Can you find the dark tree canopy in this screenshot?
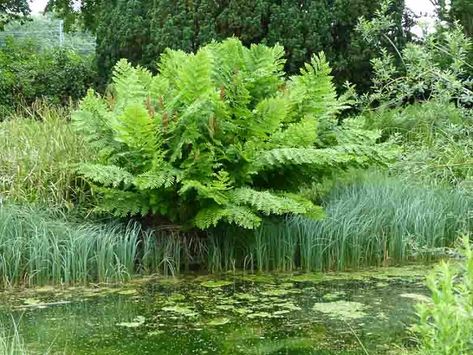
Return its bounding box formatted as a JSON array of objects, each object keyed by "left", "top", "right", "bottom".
[
  {"left": 450, "top": 0, "right": 473, "bottom": 37},
  {"left": 0, "top": 0, "right": 30, "bottom": 29},
  {"left": 47, "top": 0, "right": 408, "bottom": 91}
]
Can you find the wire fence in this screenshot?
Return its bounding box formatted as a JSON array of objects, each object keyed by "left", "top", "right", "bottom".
[{"left": 0, "top": 18, "right": 96, "bottom": 56}]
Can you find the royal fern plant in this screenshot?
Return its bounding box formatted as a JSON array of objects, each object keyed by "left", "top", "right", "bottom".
[{"left": 73, "top": 38, "right": 393, "bottom": 229}]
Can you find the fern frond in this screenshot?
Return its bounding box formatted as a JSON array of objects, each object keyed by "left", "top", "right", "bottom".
[
  {"left": 94, "top": 187, "right": 150, "bottom": 217},
  {"left": 134, "top": 164, "right": 181, "bottom": 189},
  {"left": 78, "top": 163, "right": 134, "bottom": 188},
  {"left": 232, "top": 188, "right": 308, "bottom": 215},
  {"left": 277, "top": 192, "right": 325, "bottom": 220},
  {"left": 288, "top": 52, "right": 341, "bottom": 120},
  {"left": 179, "top": 173, "right": 232, "bottom": 205},
  {"left": 72, "top": 89, "right": 116, "bottom": 154},
  {"left": 253, "top": 147, "right": 354, "bottom": 170},
  {"left": 176, "top": 49, "right": 214, "bottom": 104},
  {"left": 110, "top": 103, "right": 158, "bottom": 157},
  {"left": 270, "top": 116, "right": 318, "bottom": 147},
  {"left": 194, "top": 205, "right": 262, "bottom": 229},
  {"left": 251, "top": 97, "right": 289, "bottom": 137},
  {"left": 112, "top": 59, "right": 148, "bottom": 110}
]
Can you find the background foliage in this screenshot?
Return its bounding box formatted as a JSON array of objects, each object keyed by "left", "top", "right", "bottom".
[
  {"left": 0, "top": 36, "right": 97, "bottom": 115},
  {"left": 46, "top": 0, "right": 409, "bottom": 91},
  {"left": 0, "top": 0, "right": 29, "bottom": 29},
  {"left": 0, "top": 103, "right": 94, "bottom": 210}
]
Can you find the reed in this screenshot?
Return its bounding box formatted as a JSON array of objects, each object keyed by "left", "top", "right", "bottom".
[
  {"left": 0, "top": 318, "right": 28, "bottom": 355},
  {"left": 207, "top": 174, "right": 472, "bottom": 272},
  {"left": 0, "top": 102, "right": 93, "bottom": 212},
  {"left": 0, "top": 204, "right": 140, "bottom": 287}
]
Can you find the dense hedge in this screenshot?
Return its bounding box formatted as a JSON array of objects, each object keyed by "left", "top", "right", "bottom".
[
  {"left": 0, "top": 37, "right": 97, "bottom": 115},
  {"left": 90, "top": 0, "right": 407, "bottom": 90}
]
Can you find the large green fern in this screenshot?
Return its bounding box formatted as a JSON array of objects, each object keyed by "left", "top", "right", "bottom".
[{"left": 73, "top": 38, "right": 392, "bottom": 229}]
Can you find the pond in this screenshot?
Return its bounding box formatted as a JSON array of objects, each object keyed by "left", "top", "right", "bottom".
[{"left": 0, "top": 265, "right": 432, "bottom": 354}]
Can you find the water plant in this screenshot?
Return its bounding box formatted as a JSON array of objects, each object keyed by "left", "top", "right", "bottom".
[
  {"left": 207, "top": 173, "right": 471, "bottom": 272},
  {"left": 0, "top": 318, "right": 28, "bottom": 355},
  {"left": 0, "top": 204, "right": 140, "bottom": 287},
  {"left": 413, "top": 235, "right": 473, "bottom": 354}
]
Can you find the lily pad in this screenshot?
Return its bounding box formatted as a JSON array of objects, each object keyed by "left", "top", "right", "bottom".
[
  {"left": 322, "top": 291, "right": 346, "bottom": 301},
  {"left": 400, "top": 293, "right": 431, "bottom": 303},
  {"left": 247, "top": 312, "right": 273, "bottom": 319},
  {"left": 168, "top": 293, "right": 186, "bottom": 302},
  {"left": 23, "top": 298, "right": 41, "bottom": 305},
  {"left": 117, "top": 289, "right": 138, "bottom": 296},
  {"left": 261, "top": 288, "right": 290, "bottom": 297}
]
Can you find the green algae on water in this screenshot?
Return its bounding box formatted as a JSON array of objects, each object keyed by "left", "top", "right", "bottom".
[
  {"left": 200, "top": 280, "right": 233, "bottom": 288},
  {"left": 312, "top": 301, "right": 368, "bottom": 320}
]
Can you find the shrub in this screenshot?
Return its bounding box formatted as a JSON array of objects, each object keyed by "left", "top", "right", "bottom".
[
  {"left": 73, "top": 38, "right": 394, "bottom": 230},
  {"left": 364, "top": 100, "right": 473, "bottom": 188},
  {"left": 358, "top": 21, "right": 472, "bottom": 108},
  {"left": 413, "top": 235, "right": 473, "bottom": 354},
  {"left": 0, "top": 103, "right": 94, "bottom": 211},
  {"left": 0, "top": 37, "right": 97, "bottom": 116}
]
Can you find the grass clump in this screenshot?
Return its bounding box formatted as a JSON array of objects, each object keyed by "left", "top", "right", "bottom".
[
  {"left": 207, "top": 173, "right": 472, "bottom": 272},
  {"left": 0, "top": 319, "right": 29, "bottom": 355},
  {"left": 0, "top": 103, "right": 94, "bottom": 212},
  {"left": 0, "top": 204, "right": 140, "bottom": 287}
]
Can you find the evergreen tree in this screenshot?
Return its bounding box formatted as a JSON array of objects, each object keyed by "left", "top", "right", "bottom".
[
  {"left": 450, "top": 0, "right": 473, "bottom": 37},
  {"left": 48, "top": 0, "right": 408, "bottom": 90}
]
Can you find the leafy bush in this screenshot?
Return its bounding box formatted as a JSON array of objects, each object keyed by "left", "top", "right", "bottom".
[
  {"left": 414, "top": 235, "right": 473, "bottom": 354},
  {"left": 364, "top": 100, "right": 473, "bottom": 188},
  {"left": 0, "top": 37, "right": 97, "bottom": 116},
  {"left": 359, "top": 21, "right": 472, "bottom": 108},
  {"left": 73, "top": 38, "right": 394, "bottom": 230},
  {"left": 0, "top": 103, "right": 94, "bottom": 210}
]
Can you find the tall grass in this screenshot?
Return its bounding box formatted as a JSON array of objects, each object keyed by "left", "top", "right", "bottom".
[
  {"left": 1, "top": 175, "right": 470, "bottom": 285},
  {"left": 207, "top": 174, "right": 472, "bottom": 272},
  {"left": 0, "top": 102, "right": 94, "bottom": 211},
  {"left": 0, "top": 204, "right": 140, "bottom": 287},
  {"left": 0, "top": 318, "right": 28, "bottom": 355}
]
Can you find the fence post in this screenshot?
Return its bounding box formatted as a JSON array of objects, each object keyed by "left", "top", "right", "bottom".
[{"left": 59, "top": 20, "right": 64, "bottom": 47}]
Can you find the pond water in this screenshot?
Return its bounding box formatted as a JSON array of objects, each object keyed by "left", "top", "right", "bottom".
[{"left": 0, "top": 265, "right": 432, "bottom": 354}]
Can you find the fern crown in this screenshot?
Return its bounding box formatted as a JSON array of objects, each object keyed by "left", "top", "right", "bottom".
[{"left": 73, "top": 38, "right": 392, "bottom": 229}]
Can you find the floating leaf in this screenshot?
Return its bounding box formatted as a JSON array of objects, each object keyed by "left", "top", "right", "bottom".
[
  {"left": 312, "top": 301, "right": 367, "bottom": 320},
  {"left": 117, "top": 289, "right": 138, "bottom": 296}
]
